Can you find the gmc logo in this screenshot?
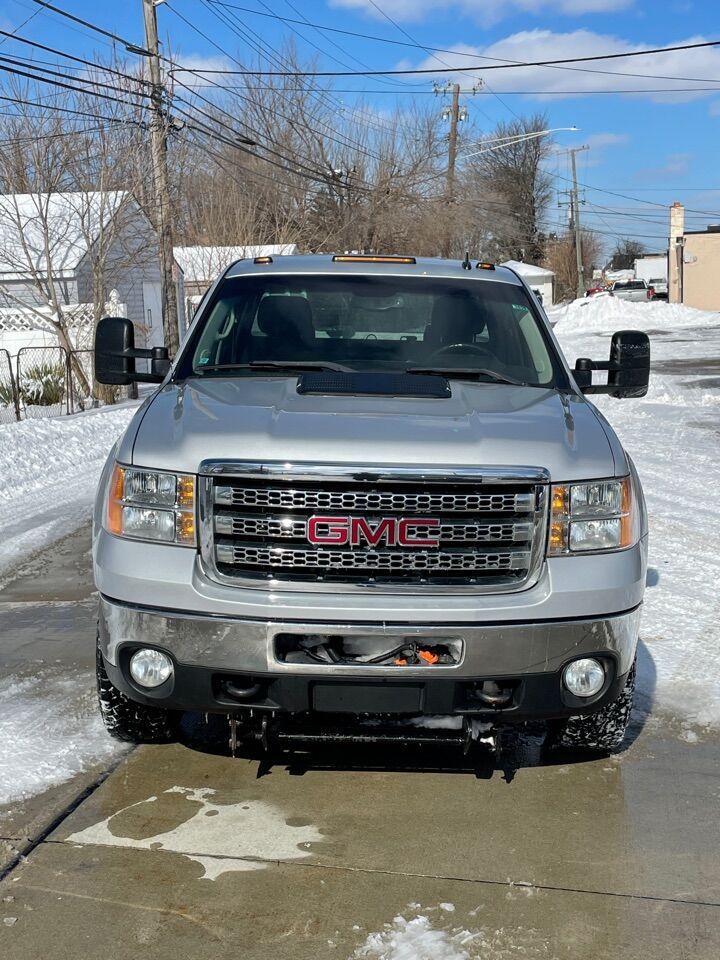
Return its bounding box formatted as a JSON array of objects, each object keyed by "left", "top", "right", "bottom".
[{"left": 307, "top": 516, "right": 441, "bottom": 548}]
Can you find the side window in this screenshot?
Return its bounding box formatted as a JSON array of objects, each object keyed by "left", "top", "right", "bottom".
[{"left": 517, "top": 311, "right": 552, "bottom": 383}]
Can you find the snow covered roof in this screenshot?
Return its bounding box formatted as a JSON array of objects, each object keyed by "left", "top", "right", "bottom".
[
  {"left": 0, "top": 191, "right": 130, "bottom": 281},
  {"left": 174, "top": 244, "right": 298, "bottom": 284},
  {"left": 501, "top": 260, "right": 554, "bottom": 280}
]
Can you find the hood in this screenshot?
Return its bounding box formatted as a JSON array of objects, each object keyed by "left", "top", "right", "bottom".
[{"left": 124, "top": 376, "right": 618, "bottom": 481}]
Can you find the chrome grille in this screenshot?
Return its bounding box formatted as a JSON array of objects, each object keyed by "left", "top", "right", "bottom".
[
  {"left": 214, "top": 484, "right": 534, "bottom": 514},
  {"left": 217, "top": 544, "right": 531, "bottom": 572},
  {"left": 200, "top": 463, "right": 548, "bottom": 594}
]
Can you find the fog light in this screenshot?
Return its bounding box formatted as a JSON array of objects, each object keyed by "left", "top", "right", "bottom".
[
  {"left": 563, "top": 658, "right": 605, "bottom": 698},
  {"left": 129, "top": 648, "right": 173, "bottom": 688}
]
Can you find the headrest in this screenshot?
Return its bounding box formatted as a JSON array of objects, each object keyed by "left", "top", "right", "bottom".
[
  {"left": 426, "top": 295, "right": 478, "bottom": 345},
  {"left": 257, "top": 296, "right": 314, "bottom": 343}
]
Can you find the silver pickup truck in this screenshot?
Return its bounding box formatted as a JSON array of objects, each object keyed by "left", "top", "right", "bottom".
[
  {"left": 93, "top": 255, "right": 650, "bottom": 755},
  {"left": 611, "top": 279, "right": 654, "bottom": 302}
]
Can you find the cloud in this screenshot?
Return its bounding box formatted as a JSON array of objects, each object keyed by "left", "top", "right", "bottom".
[
  {"left": 401, "top": 30, "right": 720, "bottom": 103},
  {"left": 329, "top": 0, "right": 633, "bottom": 24},
  {"left": 566, "top": 132, "right": 630, "bottom": 167},
  {"left": 171, "top": 54, "right": 233, "bottom": 90},
  {"left": 642, "top": 152, "right": 693, "bottom": 178}
]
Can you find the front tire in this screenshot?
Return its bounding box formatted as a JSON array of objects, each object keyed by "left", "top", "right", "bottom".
[
  {"left": 548, "top": 660, "right": 636, "bottom": 753},
  {"left": 96, "top": 646, "right": 177, "bottom": 743}
]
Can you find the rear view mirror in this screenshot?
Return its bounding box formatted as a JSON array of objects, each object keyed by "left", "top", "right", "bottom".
[
  {"left": 94, "top": 316, "right": 170, "bottom": 385},
  {"left": 573, "top": 329, "right": 650, "bottom": 399}
]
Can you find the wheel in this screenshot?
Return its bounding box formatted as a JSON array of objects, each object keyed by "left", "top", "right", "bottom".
[
  {"left": 96, "top": 646, "right": 177, "bottom": 743},
  {"left": 548, "top": 660, "right": 636, "bottom": 754}
]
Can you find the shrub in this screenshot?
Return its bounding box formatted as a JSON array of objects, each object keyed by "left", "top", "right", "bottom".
[
  {"left": 0, "top": 378, "right": 16, "bottom": 407},
  {"left": 18, "top": 362, "right": 66, "bottom": 406}
]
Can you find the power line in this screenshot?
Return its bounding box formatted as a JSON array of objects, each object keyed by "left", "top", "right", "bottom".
[
  {"left": 0, "top": 29, "right": 151, "bottom": 85},
  {"left": 196, "top": 7, "right": 720, "bottom": 79},
  {"left": 30, "top": 0, "right": 148, "bottom": 52}
]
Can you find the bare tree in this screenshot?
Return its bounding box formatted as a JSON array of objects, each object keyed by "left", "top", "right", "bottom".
[
  {"left": 545, "top": 230, "right": 604, "bottom": 301},
  {"left": 464, "top": 114, "right": 554, "bottom": 264}
]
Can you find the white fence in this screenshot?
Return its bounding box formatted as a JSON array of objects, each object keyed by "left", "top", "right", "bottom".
[{"left": 0, "top": 292, "right": 128, "bottom": 357}]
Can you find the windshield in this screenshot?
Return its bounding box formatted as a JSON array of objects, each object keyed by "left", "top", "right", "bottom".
[
  {"left": 614, "top": 281, "right": 645, "bottom": 290},
  {"left": 178, "top": 274, "right": 562, "bottom": 387}
]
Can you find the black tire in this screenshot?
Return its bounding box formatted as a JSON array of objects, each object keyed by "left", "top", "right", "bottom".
[
  {"left": 96, "top": 646, "right": 177, "bottom": 744},
  {"left": 548, "top": 660, "right": 636, "bottom": 754}
]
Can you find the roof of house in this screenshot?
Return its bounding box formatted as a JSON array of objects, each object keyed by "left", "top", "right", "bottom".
[
  {"left": 173, "top": 244, "right": 298, "bottom": 284},
  {"left": 0, "top": 190, "right": 131, "bottom": 281},
  {"left": 501, "top": 259, "right": 554, "bottom": 280}
]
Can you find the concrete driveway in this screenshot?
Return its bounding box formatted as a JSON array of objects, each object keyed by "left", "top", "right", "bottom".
[{"left": 1, "top": 529, "right": 719, "bottom": 959}]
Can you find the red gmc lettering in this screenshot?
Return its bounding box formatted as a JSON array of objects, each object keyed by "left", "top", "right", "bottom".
[
  {"left": 350, "top": 517, "right": 396, "bottom": 547},
  {"left": 307, "top": 516, "right": 441, "bottom": 548},
  {"left": 397, "top": 518, "right": 441, "bottom": 547},
  {"left": 307, "top": 516, "right": 349, "bottom": 545}
]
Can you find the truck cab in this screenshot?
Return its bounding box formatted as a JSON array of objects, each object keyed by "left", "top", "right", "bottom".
[{"left": 92, "top": 255, "right": 649, "bottom": 754}]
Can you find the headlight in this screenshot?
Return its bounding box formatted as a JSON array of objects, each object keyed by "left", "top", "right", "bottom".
[
  {"left": 548, "top": 476, "right": 637, "bottom": 555},
  {"left": 105, "top": 465, "right": 196, "bottom": 545}
]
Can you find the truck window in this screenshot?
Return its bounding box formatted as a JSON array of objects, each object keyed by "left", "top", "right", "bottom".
[{"left": 183, "top": 275, "right": 561, "bottom": 387}]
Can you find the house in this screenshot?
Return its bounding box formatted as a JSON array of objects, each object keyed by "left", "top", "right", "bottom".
[
  {"left": 501, "top": 260, "right": 555, "bottom": 306},
  {"left": 0, "top": 191, "right": 185, "bottom": 353},
  {"left": 668, "top": 202, "right": 720, "bottom": 310},
  {"left": 174, "top": 244, "right": 298, "bottom": 303}
]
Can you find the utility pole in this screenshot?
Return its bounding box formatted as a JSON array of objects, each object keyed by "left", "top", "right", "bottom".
[
  {"left": 441, "top": 83, "right": 461, "bottom": 258},
  {"left": 569, "top": 145, "right": 589, "bottom": 299},
  {"left": 142, "top": 0, "right": 179, "bottom": 355}
]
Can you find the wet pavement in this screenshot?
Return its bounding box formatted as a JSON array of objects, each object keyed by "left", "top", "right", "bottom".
[{"left": 1, "top": 530, "right": 720, "bottom": 958}]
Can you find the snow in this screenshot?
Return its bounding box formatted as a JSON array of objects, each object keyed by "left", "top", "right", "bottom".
[
  {"left": 549, "top": 296, "right": 720, "bottom": 733},
  {"left": 351, "top": 914, "right": 477, "bottom": 960},
  {"left": 0, "top": 669, "right": 121, "bottom": 806},
  {"left": 0, "top": 403, "right": 137, "bottom": 580},
  {"left": 351, "top": 908, "right": 547, "bottom": 960},
  {"left": 173, "top": 244, "right": 297, "bottom": 283}
]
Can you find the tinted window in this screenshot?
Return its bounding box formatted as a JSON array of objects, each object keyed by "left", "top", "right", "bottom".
[
  {"left": 614, "top": 281, "right": 645, "bottom": 290},
  {"left": 180, "top": 275, "right": 561, "bottom": 387}
]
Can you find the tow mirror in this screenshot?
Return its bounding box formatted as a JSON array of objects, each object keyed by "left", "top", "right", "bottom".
[
  {"left": 94, "top": 316, "right": 170, "bottom": 385},
  {"left": 574, "top": 330, "right": 650, "bottom": 399}
]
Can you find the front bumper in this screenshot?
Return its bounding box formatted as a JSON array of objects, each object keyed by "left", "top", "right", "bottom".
[{"left": 98, "top": 597, "right": 640, "bottom": 721}]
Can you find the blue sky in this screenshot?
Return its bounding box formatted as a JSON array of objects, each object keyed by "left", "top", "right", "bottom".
[{"left": 1, "top": 0, "right": 719, "bottom": 251}]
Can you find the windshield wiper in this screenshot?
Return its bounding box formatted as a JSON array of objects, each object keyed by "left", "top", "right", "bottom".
[
  {"left": 407, "top": 367, "right": 527, "bottom": 386},
  {"left": 196, "top": 360, "right": 353, "bottom": 373}
]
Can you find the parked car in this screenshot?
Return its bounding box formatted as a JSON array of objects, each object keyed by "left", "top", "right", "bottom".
[
  {"left": 611, "top": 279, "right": 655, "bottom": 302},
  {"left": 92, "top": 254, "right": 650, "bottom": 755},
  {"left": 649, "top": 278, "right": 668, "bottom": 300},
  {"left": 586, "top": 284, "right": 609, "bottom": 297}
]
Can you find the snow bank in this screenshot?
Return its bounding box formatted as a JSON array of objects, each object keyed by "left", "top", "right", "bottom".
[
  {"left": 548, "top": 296, "right": 716, "bottom": 334},
  {"left": 0, "top": 403, "right": 137, "bottom": 579},
  {"left": 0, "top": 670, "right": 122, "bottom": 806},
  {"left": 553, "top": 296, "right": 720, "bottom": 734}
]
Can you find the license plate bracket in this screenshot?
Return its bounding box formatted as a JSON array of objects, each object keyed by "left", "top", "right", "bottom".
[{"left": 312, "top": 682, "right": 423, "bottom": 714}]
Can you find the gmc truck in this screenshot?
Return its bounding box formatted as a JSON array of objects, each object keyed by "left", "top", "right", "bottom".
[{"left": 93, "top": 255, "right": 649, "bottom": 755}]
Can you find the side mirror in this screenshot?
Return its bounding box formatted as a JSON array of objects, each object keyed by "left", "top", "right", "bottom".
[
  {"left": 574, "top": 329, "right": 650, "bottom": 399},
  {"left": 94, "top": 316, "right": 170, "bottom": 385},
  {"left": 608, "top": 330, "right": 650, "bottom": 398}
]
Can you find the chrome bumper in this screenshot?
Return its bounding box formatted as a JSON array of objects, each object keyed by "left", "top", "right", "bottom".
[{"left": 99, "top": 596, "right": 641, "bottom": 680}]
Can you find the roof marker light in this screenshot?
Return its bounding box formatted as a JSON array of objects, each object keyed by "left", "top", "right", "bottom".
[
  {"left": 476, "top": 261, "right": 495, "bottom": 270},
  {"left": 254, "top": 256, "right": 273, "bottom": 264},
  {"left": 332, "top": 255, "right": 416, "bottom": 264}
]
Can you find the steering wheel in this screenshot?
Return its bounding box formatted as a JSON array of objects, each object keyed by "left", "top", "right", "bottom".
[{"left": 425, "top": 342, "right": 491, "bottom": 362}]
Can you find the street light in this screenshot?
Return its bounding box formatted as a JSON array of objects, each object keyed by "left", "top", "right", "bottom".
[{"left": 458, "top": 127, "right": 578, "bottom": 162}]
